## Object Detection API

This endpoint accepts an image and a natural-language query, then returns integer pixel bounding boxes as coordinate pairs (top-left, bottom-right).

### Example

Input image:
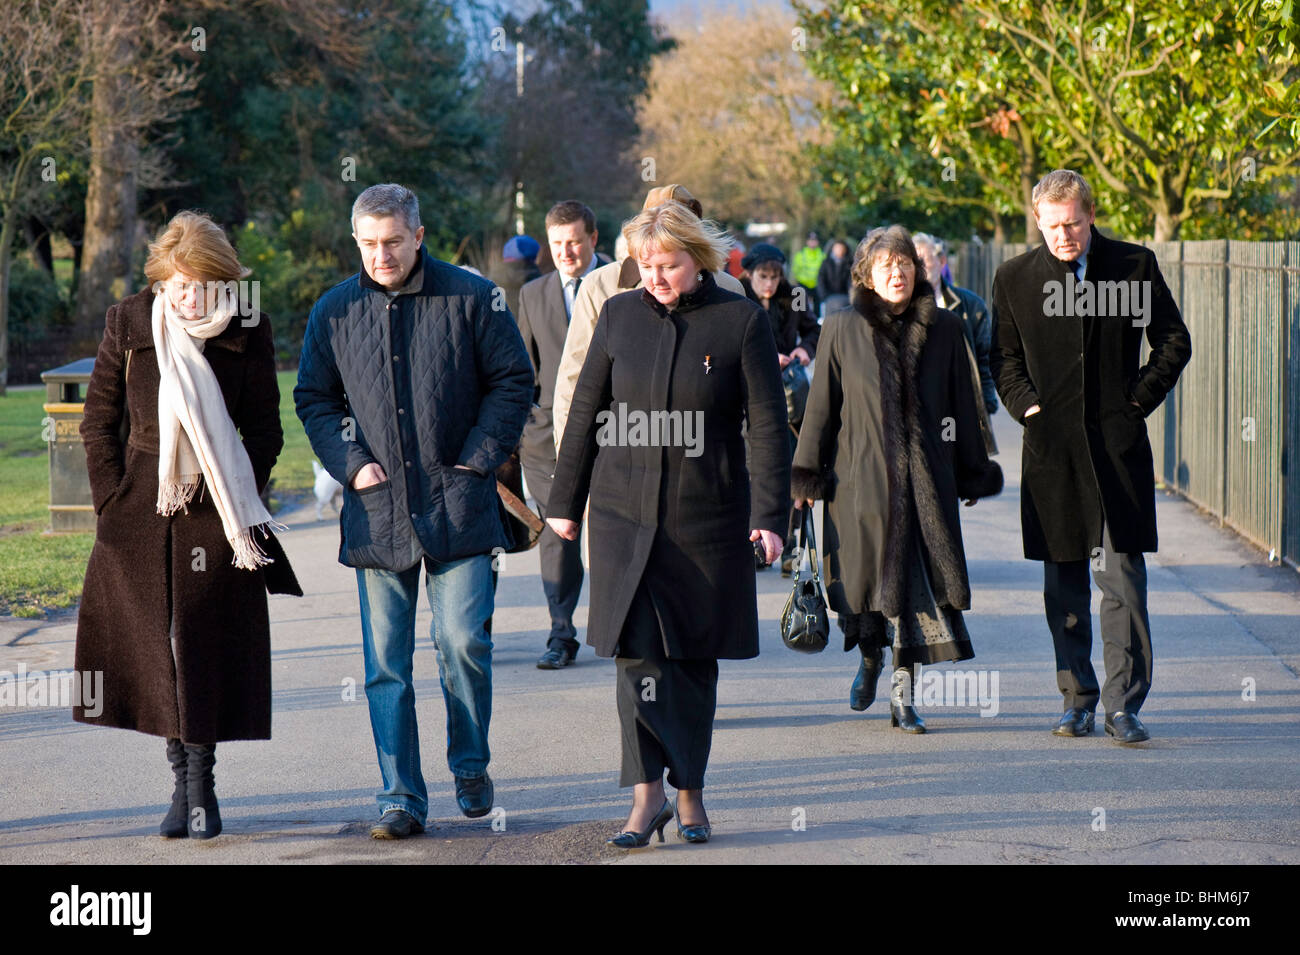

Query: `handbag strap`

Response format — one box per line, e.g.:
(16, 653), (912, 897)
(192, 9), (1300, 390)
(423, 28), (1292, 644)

(799, 505), (822, 583)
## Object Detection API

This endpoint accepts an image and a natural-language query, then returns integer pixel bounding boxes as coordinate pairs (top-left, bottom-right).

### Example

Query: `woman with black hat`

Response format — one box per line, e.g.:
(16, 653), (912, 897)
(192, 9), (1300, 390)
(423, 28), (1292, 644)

(741, 242), (820, 574)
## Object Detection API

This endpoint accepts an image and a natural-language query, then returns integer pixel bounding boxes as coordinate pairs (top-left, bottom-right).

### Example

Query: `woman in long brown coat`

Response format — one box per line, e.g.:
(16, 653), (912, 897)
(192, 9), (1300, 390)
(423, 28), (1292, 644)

(74, 211), (299, 839)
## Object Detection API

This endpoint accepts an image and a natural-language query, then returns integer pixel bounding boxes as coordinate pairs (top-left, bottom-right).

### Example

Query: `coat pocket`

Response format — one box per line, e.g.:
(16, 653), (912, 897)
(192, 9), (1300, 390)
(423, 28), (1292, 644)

(341, 479), (394, 565)
(441, 467), (495, 539)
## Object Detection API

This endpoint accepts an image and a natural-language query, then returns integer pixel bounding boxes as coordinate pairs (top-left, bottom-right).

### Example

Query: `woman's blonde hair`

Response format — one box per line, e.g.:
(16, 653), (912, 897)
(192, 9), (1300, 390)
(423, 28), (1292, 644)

(144, 211), (250, 287)
(622, 202), (730, 275)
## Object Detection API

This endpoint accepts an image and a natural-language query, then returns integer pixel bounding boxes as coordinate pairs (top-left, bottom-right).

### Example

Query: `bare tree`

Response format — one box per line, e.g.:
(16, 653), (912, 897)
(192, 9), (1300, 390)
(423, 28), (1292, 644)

(0, 0), (96, 394)
(636, 6), (836, 235)
(74, 0), (195, 337)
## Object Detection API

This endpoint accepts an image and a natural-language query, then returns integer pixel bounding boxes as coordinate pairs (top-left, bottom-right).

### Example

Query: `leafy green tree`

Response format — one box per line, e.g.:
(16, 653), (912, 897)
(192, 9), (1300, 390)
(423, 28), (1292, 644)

(796, 0), (1300, 241)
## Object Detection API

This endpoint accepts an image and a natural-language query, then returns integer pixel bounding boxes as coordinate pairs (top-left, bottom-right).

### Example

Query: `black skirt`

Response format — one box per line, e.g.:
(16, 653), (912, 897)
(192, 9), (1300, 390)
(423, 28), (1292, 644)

(614, 580), (719, 789)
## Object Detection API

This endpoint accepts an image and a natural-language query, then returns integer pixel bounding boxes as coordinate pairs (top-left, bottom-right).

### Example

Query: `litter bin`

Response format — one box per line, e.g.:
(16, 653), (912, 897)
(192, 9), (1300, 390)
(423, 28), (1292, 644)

(41, 358), (96, 533)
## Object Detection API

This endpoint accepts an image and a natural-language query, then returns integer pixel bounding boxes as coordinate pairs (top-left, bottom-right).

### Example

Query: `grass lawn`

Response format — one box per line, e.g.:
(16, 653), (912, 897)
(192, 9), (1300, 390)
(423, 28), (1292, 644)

(0, 370), (316, 618)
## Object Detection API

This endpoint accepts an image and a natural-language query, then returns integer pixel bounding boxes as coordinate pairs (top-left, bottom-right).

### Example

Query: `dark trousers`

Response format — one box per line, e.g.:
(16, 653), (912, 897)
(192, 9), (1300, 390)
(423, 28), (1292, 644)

(1043, 523), (1153, 715)
(615, 584), (719, 789)
(523, 457), (585, 652)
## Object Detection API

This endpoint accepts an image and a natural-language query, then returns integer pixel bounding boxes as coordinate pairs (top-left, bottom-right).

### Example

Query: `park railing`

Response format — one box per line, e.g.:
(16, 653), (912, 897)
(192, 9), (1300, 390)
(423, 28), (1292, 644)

(953, 239), (1300, 572)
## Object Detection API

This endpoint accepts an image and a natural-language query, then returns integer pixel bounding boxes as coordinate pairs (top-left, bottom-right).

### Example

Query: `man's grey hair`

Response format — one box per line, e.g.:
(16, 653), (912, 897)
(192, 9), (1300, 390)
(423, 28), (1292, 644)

(912, 232), (946, 258)
(1032, 169), (1094, 216)
(351, 183), (421, 234)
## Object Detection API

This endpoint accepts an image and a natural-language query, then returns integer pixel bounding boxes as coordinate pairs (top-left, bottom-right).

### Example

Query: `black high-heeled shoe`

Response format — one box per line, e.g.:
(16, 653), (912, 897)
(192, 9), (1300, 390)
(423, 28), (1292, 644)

(674, 796), (711, 844)
(606, 799), (673, 848)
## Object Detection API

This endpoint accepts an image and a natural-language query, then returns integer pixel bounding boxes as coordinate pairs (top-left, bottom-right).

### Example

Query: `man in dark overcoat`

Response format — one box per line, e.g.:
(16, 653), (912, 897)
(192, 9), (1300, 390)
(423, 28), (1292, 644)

(991, 169), (1191, 744)
(515, 200), (610, 669)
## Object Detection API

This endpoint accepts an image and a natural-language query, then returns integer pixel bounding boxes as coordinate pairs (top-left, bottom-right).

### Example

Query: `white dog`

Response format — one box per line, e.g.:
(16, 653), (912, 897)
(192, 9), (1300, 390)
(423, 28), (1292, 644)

(312, 459), (344, 519)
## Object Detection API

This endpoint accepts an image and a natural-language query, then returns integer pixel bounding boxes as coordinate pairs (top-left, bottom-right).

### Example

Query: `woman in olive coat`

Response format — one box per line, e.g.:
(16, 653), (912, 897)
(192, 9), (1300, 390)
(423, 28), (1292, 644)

(548, 202), (789, 846)
(792, 226), (1002, 732)
(75, 212), (299, 839)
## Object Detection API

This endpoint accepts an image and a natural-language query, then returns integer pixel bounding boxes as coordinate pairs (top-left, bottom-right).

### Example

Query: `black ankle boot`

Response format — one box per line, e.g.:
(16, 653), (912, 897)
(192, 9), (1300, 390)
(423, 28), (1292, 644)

(889, 666), (926, 733)
(849, 647), (883, 711)
(160, 738), (188, 838)
(184, 743), (222, 839)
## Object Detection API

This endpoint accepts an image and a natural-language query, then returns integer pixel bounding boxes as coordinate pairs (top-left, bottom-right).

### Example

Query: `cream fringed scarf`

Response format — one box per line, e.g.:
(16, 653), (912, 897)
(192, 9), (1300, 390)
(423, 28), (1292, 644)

(152, 289), (286, 570)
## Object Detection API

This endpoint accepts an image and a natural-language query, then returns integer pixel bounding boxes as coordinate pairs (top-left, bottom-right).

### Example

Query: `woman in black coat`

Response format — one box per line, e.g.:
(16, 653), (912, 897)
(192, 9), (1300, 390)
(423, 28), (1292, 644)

(740, 242), (820, 573)
(76, 212), (299, 840)
(791, 226), (1002, 732)
(816, 239), (853, 315)
(548, 202), (789, 846)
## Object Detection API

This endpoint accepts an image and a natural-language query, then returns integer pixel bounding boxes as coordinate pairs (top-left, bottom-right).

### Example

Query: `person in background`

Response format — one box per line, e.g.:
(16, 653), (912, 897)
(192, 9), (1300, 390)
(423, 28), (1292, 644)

(740, 242), (820, 574)
(912, 234), (998, 418)
(515, 200), (610, 670)
(727, 240), (746, 278)
(791, 230), (825, 314)
(490, 234), (541, 320)
(816, 238), (853, 317)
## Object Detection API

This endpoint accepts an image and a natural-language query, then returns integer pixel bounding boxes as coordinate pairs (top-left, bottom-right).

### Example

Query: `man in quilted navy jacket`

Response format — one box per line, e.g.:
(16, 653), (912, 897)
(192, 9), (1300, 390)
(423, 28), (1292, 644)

(295, 184), (533, 839)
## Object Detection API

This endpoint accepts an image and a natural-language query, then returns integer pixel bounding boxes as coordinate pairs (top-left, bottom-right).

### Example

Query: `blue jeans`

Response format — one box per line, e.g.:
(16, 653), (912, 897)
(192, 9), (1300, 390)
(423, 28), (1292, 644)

(356, 555), (494, 825)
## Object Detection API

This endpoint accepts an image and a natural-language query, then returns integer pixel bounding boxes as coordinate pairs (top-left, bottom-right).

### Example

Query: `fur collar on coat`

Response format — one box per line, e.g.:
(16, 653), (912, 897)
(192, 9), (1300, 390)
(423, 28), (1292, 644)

(794, 281), (971, 616)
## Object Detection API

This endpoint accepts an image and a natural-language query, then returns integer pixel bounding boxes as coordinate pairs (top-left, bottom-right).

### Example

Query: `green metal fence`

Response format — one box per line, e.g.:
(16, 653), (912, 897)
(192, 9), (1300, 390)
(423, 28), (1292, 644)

(952, 238), (1300, 571)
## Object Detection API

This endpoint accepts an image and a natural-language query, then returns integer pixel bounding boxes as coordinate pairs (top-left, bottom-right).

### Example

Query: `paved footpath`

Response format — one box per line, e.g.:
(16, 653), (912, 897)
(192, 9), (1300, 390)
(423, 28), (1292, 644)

(1, 413), (1297, 864)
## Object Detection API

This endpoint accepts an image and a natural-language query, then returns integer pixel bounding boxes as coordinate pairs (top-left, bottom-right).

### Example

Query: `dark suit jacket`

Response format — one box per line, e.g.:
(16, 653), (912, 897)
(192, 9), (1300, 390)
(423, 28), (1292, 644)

(516, 256), (610, 490)
(991, 226), (1191, 561)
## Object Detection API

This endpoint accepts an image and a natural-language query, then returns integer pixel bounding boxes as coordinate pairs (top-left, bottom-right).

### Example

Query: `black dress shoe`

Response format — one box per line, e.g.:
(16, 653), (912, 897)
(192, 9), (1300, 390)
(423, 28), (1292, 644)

(1105, 711), (1150, 744)
(1052, 707), (1095, 737)
(455, 774), (495, 818)
(370, 809), (425, 840)
(537, 645), (577, 669)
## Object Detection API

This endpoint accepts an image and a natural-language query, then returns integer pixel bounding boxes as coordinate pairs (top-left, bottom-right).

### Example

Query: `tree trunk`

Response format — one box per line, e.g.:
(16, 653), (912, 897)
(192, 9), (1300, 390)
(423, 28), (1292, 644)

(76, 17), (139, 342)
(1153, 207), (1178, 242)
(992, 213), (1009, 243)
(0, 213), (15, 395)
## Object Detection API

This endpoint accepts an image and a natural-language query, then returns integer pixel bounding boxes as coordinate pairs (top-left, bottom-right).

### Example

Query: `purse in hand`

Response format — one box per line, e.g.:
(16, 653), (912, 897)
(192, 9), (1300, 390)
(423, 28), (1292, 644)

(780, 506), (830, 653)
(495, 450), (544, 554)
(781, 361), (810, 429)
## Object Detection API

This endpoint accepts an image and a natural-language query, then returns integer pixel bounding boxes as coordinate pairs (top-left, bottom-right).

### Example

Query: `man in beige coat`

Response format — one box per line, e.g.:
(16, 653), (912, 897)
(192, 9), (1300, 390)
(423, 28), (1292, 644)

(552, 184), (745, 454)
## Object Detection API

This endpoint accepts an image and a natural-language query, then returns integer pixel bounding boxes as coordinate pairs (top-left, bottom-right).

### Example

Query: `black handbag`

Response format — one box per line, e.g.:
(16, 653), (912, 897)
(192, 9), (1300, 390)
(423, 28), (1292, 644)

(780, 506), (830, 653)
(782, 361), (810, 428)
